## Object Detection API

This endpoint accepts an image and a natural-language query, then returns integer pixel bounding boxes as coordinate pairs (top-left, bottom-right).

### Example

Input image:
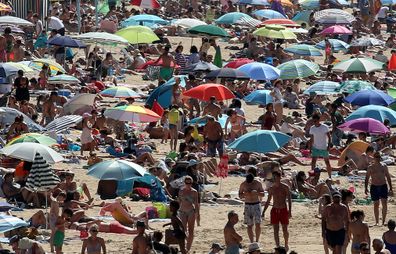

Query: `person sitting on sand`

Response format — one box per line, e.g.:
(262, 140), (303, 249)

(382, 219), (396, 253)
(132, 221), (151, 254)
(55, 170), (93, 204)
(99, 197), (147, 227)
(295, 171), (330, 199)
(81, 224), (106, 254)
(1, 172), (40, 207)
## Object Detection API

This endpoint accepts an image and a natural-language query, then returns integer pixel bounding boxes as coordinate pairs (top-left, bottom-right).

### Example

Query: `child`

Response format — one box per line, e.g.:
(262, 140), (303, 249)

(49, 192), (66, 253)
(161, 110), (170, 144)
(163, 201), (187, 254)
(53, 208), (73, 254)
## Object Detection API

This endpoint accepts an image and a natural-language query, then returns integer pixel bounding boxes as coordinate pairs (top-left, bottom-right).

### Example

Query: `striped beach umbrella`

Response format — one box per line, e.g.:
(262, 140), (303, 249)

(284, 44), (322, 56)
(333, 58), (385, 73)
(45, 115), (83, 133)
(100, 87), (141, 98)
(48, 74), (80, 84)
(26, 153), (60, 191)
(6, 133), (57, 147)
(303, 81), (340, 95)
(314, 9), (355, 23)
(216, 12), (252, 25)
(104, 105), (161, 122)
(0, 214), (28, 233)
(278, 59), (319, 79)
(188, 25), (230, 37)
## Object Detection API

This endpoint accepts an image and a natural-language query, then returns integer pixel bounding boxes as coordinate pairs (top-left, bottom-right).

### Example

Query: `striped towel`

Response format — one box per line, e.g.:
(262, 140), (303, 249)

(236, 16), (262, 28)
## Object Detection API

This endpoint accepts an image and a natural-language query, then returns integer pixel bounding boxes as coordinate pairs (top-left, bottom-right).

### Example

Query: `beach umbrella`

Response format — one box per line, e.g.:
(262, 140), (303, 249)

(172, 18), (207, 28)
(333, 58), (385, 73)
(284, 44), (322, 56)
(336, 80), (375, 94)
(0, 25), (25, 34)
(253, 25), (297, 39)
(288, 27), (309, 33)
(338, 118), (390, 135)
(243, 90), (273, 105)
(278, 59), (319, 79)
(205, 68), (250, 79)
(0, 143), (64, 164)
(47, 36), (86, 48)
(303, 81), (340, 95)
(116, 26), (160, 44)
(239, 0), (270, 5)
(63, 93), (97, 115)
(0, 63), (18, 78)
(0, 16), (33, 26)
(238, 62), (280, 80)
(0, 107), (44, 132)
(183, 83), (235, 101)
(29, 59), (66, 74)
(146, 77), (186, 108)
(253, 10), (286, 19)
(216, 12), (252, 25)
(130, 0), (161, 8)
(316, 39), (349, 51)
(188, 115), (230, 129)
(100, 87), (141, 98)
(261, 19), (300, 27)
(344, 89), (395, 106)
(0, 3), (11, 12)
(45, 115), (82, 133)
(350, 37), (385, 47)
(338, 140), (369, 166)
(104, 105), (160, 122)
(228, 130), (291, 153)
(224, 58), (254, 69)
(381, 0), (396, 4)
(0, 202), (16, 212)
(48, 74), (80, 84)
(346, 105), (396, 126)
(299, 0), (320, 9)
(320, 25), (352, 35)
(122, 14), (167, 27)
(236, 16), (262, 28)
(388, 88), (396, 99)
(75, 32), (129, 45)
(292, 10), (313, 25)
(193, 61), (220, 71)
(268, 0), (293, 7)
(26, 153), (60, 191)
(88, 160), (147, 180)
(6, 133), (57, 147)
(0, 214), (29, 233)
(188, 25), (230, 37)
(5, 62), (34, 73)
(314, 9), (355, 24)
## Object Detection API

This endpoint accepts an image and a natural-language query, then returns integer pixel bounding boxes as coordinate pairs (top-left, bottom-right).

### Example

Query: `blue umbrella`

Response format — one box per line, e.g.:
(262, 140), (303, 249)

(145, 76), (187, 108)
(238, 62), (280, 80)
(188, 115), (230, 129)
(121, 14), (168, 27)
(381, 0), (396, 4)
(205, 68), (250, 79)
(316, 39), (349, 51)
(344, 90), (395, 106)
(0, 214), (28, 233)
(0, 63), (18, 79)
(346, 105), (396, 126)
(253, 9), (286, 19)
(303, 81), (340, 95)
(216, 12), (252, 24)
(243, 90), (273, 105)
(284, 44), (323, 56)
(228, 130), (291, 153)
(87, 160), (146, 180)
(239, 0), (270, 5)
(47, 36), (86, 48)
(292, 10), (313, 25)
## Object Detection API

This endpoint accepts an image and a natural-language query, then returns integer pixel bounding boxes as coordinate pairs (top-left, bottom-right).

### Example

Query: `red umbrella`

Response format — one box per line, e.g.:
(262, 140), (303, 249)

(183, 83), (235, 101)
(259, 19), (300, 27)
(130, 0), (160, 9)
(224, 58), (254, 69)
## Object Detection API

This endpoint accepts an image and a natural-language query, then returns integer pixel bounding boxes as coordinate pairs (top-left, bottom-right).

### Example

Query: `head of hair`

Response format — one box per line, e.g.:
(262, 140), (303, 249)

(227, 210), (237, 220)
(266, 103), (273, 111)
(190, 46), (198, 54)
(246, 173), (254, 183)
(366, 145), (374, 153)
(152, 231), (163, 241)
(169, 200), (180, 211)
(322, 194), (332, 205)
(62, 208), (74, 218)
(350, 210), (364, 220)
(312, 113), (321, 121)
(388, 219), (396, 230)
(341, 189), (353, 202)
(296, 171), (306, 182)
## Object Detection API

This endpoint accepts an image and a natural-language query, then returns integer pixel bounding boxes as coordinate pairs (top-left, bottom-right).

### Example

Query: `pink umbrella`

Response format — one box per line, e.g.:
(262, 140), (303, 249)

(338, 118), (390, 134)
(320, 25), (352, 35)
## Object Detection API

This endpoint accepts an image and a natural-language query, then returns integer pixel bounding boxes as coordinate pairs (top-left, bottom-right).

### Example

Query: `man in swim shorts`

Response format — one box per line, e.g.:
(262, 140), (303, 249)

(153, 44), (175, 82)
(203, 116), (224, 158)
(224, 211), (242, 254)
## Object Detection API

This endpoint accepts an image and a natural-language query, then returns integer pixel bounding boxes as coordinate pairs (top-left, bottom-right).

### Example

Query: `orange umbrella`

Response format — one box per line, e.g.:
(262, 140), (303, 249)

(338, 140), (369, 166)
(268, 0), (293, 7)
(183, 83), (235, 101)
(0, 3), (11, 12)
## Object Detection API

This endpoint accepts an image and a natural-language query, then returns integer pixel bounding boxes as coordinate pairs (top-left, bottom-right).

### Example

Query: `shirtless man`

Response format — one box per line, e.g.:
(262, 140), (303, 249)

(0, 34), (6, 62)
(262, 171), (292, 250)
(41, 93), (57, 125)
(12, 40), (25, 62)
(154, 45), (175, 82)
(322, 192), (350, 254)
(356, 146), (374, 171)
(203, 96), (222, 120)
(203, 116), (224, 157)
(132, 221), (150, 254)
(238, 169), (264, 243)
(365, 152), (393, 226)
(224, 211), (243, 254)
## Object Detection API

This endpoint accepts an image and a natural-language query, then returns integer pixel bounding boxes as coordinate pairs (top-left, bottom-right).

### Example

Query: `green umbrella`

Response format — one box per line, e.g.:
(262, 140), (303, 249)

(336, 80), (376, 94)
(188, 25), (230, 37)
(388, 88), (396, 98)
(277, 59), (319, 79)
(253, 25), (297, 40)
(333, 57), (385, 73)
(6, 133), (57, 147)
(116, 26), (160, 44)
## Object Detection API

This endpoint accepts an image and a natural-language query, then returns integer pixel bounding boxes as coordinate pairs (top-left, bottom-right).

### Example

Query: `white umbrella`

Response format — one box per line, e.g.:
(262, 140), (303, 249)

(75, 32), (129, 45)
(172, 18), (207, 28)
(63, 93), (97, 115)
(0, 16), (34, 26)
(0, 107), (44, 132)
(0, 143), (64, 164)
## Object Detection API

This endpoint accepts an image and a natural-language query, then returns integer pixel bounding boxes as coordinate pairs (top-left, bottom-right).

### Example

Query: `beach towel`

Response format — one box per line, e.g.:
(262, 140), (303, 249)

(216, 154), (229, 178)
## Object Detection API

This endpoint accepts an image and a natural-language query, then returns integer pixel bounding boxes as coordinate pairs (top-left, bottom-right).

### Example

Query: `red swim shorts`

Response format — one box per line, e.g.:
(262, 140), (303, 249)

(270, 208), (289, 225)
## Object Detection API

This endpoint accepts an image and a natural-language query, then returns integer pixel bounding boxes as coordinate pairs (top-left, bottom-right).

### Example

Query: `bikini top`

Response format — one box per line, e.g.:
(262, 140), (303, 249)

(86, 240), (101, 253)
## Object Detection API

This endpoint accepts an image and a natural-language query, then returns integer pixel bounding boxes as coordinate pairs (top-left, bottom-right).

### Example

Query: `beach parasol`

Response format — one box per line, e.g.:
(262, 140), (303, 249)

(278, 59), (319, 79)
(47, 36), (86, 48)
(205, 68), (250, 79)
(0, 63), (19, 78)
(381, 0), (396, 4)
(0, 143), (64, 164)
(75, 32), (129, 45)
(63, 93), (97, 115)
(333, 58), (385, 73)
(116, 26), (160, 44)
(172, 18), (207, 28)
(6, 133), (57, 147)
(0, 3), (11, 12)
(350, 37), (385, 47)
(284, 44), (322, 56)
(45, 115), (83, 133)
(243, 90), (273, 105)
(188, 115), (230, 129)
(4, 62), (34, 74)
(183, 83), (235, 101)
(0, 16), (33, 26)
(253, 10), (286, 19)
(87, 160), (147, 180)
(122, 14), (168, 27)
(130, 0), (161, 8)
(239, 0), (270, 5)
(338, 118), (390, 135)
(316, 39), (350, 51)
(261, 19), (300, 27)
(26, 153), (60, 191)
(320, 25), (352, 35)
(253, 25), (297, 39)
(216, 12), (252, 25)
(338, 141), (369, 166)
(303, 81), (340, 95)
(344, 90), (395, 106)
(193, 61), (220, 71)
(48, 74), (80, 84)
(188, 25), (230, 37)
(314, 9), (355, 23)
(346, 105), (396, 126)
(100, 87), (141, 98)
(0, 214), (29, 233)
(268, 0), (293, 7)
(228, 130), (291, 153)
(238, 62), (280, 80)
(292, 10), (313, 25)
(104, 105), (160, 122)
(316, 16), (355, 24)
(0, 107), (44, 132)
(29, 59), (66, 74)
(225, 58), (254, 69)
(145, 76), (188, 108)
(336, 80), (376, 94)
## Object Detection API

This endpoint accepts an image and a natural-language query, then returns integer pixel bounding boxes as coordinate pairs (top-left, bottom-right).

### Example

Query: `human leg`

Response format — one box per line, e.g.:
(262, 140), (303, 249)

(273, 224), (280, 247)
(247, 225), (254, 243)
(324, 158), (332, 178)
(381, 198), (388, 225)
(186, 211), (196, 250)
(282, 224), (289, 250)
(311, 157), (318, 171)
(255, 223), (261, 242)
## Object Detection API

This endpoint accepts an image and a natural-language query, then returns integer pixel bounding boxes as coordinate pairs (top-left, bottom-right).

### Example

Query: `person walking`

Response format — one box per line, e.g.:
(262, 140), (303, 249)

(224, 211), (242, 254)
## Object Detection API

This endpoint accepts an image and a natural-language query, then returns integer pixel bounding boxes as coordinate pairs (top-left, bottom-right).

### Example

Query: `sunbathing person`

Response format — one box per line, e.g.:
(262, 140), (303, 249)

(295, 171), (330, 199)
(70, 220), (138, 235)
(54, 171), (93, 203)
(99, 198), (147, 227)
(2, 172), (40, 207)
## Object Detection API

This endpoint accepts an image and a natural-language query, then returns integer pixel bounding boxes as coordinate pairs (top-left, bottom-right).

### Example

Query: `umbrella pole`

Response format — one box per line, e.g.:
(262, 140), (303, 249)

(45, 190), (48, 230)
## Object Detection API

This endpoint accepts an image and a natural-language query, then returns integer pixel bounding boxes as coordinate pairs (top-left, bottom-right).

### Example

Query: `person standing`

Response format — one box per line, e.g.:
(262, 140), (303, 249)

(203, 116), (224, 157)
(329, 103), (345, 147)
(238, 169), (264, 243)
(210, 39), (222, 68)
(224, 211), (243, 254)
(153, 45), (176, 82)
(322, 192), (350, 254)
(348, 210), (370, 254)
(365, 152), (393, 226)
(262, 171), (292, 250)
(309, 113), (333, 178)
(45, 16), (65, 36)
(168, 105), (180, 151)
(132, 221), (151, 254)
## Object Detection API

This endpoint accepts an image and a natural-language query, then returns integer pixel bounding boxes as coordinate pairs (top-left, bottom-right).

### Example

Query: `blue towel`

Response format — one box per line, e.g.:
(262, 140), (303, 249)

(116, 179), (134, 196)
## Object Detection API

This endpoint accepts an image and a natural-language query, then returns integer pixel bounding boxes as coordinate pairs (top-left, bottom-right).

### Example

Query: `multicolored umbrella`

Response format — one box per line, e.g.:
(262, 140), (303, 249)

(338, 118), (390, 135)
(253, 25), (297, 39)
(172, 18), (207, 28)
(316, 39), (349, 51)
(284, 44), (322, 56)
(188, 25), (230, 37)
(225, 58), (254, 69)
(346, 105), (396, 126)
(88, 159), (147, 180)
(314, 9), (355, 24)
(5, 62), (34, 73)
(278, 59), (319, 79)
(0, 143), (64, 164)
(333, 58), (385, 73)
(75, 32), (129, 45)
(100, 86), (141, 98)
(183, 83), (235, 101)
(205, 68), (250, 79)
(320, 25), (352, 35)
(48, 74), (80, 84)
(104, 105), (161, 122)
(243, 90), (273, 105)
(303, 81), (340, 95)
(253, 9), (286, 19)
(6, 133), (57, 147)
(130, 0), (161, 9)
(29, 59), (66, 74)
(336, 80), (376, 94)
(116, 26), (160, 44)
(344, 89), (395, 106)
(216, 12), (252, 24)
(261, 19), (299, 27)
(238, 62), (280, 80)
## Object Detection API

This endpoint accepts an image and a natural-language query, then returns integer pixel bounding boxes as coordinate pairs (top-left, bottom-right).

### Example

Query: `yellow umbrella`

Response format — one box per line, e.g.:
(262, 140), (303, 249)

(29, 59), (66, 74)
(338, 140), (369, 166)
(253, 25), (297, 40)
(0, 3), (12, 12)
(268, 0), (294, 7)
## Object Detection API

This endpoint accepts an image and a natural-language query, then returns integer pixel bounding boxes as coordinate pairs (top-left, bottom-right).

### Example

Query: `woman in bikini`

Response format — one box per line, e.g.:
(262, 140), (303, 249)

(81, 225), (106, 254)
(38, 65), (49, 89)
(225, 109), (245, 142)
(348, 210), (370, 254)
(295, 171), (330, 199)
(7, 116), (28, 141)
(260, 103), (279, 131)
(178, 176), (199, 251)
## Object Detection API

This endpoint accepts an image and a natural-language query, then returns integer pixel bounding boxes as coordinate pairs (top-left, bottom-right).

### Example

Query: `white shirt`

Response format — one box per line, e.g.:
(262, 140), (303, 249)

(272, 87), (283, 102)
(35, 20), (43, 35)
(134, 55), (146, 68)
(47, 16), (64, 30)
(309, 124), (329, 150)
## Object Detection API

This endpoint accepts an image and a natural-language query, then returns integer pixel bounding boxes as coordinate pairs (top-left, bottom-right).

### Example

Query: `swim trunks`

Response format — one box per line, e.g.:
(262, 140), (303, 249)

(225, 244), (240, 254)
(207, 139), (224, 157)
(53, 230), (65, 247)
(159, 67), (173, 81)
(325, 228), (345, 248)
(370, 184), (388, 201)
(244, 202), (262, 226)
(270, 207), (289, 225)
(311, 147), (329, 158)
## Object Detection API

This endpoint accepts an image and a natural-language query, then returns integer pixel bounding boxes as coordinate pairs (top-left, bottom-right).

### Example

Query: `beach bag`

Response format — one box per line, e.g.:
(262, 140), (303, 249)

(145, 206), (159, 219)
(216, 154), (229, 178)
(153, 202), (168, 219)
(164, 228), (179, 245)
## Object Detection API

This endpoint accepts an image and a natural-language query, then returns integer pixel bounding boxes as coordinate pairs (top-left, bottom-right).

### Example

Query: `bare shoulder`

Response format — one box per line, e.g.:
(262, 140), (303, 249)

(281, 182), (290, 190)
